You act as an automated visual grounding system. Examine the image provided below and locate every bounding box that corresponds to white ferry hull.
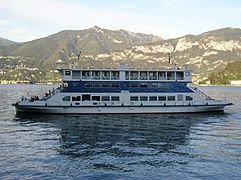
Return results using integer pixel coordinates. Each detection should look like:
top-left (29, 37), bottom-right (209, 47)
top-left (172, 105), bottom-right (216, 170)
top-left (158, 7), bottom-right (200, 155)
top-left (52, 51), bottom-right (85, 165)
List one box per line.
top-left (15, 104), bottom-right (228, 114)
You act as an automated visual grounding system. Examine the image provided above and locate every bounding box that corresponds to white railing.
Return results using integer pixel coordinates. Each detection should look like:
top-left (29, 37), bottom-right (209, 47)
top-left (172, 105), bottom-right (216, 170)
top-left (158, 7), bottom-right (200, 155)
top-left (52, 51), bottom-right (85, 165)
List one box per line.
top-left (190, 87), bottom-right (213, 100)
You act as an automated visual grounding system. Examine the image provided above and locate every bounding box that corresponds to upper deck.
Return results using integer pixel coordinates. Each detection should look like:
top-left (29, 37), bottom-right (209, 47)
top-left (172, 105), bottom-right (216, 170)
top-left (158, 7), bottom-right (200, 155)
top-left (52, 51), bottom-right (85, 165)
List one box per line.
top-left (59, 64), bottom-right (192, 82)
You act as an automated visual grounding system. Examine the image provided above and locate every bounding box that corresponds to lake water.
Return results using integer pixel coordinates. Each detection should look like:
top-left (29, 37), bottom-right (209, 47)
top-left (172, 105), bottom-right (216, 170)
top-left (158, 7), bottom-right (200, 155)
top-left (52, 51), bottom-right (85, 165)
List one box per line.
top-left (0, 85), bottom-right (241, 179)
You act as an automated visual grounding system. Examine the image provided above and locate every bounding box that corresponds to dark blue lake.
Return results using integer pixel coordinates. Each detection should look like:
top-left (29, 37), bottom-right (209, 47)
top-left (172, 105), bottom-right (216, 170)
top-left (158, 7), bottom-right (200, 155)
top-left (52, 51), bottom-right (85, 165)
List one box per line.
top-left (0, 85), bottom-right (241, 179)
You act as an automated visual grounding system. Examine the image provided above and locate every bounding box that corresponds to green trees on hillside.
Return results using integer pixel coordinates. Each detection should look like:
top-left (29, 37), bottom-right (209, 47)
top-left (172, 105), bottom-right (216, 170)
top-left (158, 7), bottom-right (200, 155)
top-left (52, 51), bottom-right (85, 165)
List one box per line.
top-left (208, 61), bottom-right (241, 85)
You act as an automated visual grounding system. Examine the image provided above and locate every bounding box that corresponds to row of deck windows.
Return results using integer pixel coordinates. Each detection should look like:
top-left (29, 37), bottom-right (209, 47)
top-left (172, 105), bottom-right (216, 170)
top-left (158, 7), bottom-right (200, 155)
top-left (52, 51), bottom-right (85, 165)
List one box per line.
top-left (64, 70), bottom-right (188, 80)
top-left (63, 95), bottom-right (120, 102)
top-left (62, 95), bottom-right (193, 102)
top-left (131, 95), bottom-right (193, 101)
top-left (84, 82), bottom-right (177, 88)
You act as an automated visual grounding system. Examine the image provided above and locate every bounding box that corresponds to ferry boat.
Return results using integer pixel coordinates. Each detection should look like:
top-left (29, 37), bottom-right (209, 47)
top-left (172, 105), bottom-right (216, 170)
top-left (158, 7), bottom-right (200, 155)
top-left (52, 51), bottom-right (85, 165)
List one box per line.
top-left (13, 64), bottom-right (232, 114)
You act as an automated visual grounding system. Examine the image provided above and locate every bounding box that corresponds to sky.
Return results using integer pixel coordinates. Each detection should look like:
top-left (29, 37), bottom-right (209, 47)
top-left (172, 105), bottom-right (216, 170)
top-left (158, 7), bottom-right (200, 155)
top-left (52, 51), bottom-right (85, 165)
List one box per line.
top-left (0, 0), bottom-right (241, 42)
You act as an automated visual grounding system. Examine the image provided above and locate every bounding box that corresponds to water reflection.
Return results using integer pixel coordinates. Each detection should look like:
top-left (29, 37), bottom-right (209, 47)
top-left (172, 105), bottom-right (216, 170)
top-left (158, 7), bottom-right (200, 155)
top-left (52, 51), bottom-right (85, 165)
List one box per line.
top-left (14, 113), bottom-right (217, 171)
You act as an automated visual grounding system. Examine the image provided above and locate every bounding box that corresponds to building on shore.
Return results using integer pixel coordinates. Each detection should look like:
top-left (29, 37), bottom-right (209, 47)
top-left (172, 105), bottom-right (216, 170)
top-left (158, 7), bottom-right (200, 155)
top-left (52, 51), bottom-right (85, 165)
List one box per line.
top-left (230, 80), bottom-right (241, 85)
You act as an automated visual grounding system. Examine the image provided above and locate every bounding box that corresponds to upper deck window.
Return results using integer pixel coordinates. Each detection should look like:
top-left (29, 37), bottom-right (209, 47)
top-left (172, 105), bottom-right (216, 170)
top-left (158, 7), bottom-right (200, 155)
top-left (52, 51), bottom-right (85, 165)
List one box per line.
top-left (149, 72), bottom-right (157, 80)
top-left (82, 71), bottom-right (91, 79)
top-left (85, 82), bottom-right (93, 88)
top-left (92, 71), bottom-right (100, 80)
top-left (167, 72), bottom-right (175, 80)
top-left (140, 71), bottom-right (148, 80)
top-left (140, 83), bottom-right (148, 88)
top-left (72, 70), bottom-right (80, 79)
top-left (111, 71), bottom-right (119, 80)
top-left (112, 83), bottom-right (120, 88)
top-left (158, 72), bottom-right (166, 80)
top-left (102, 83), bottom-right (110, 88)
top-left (150, 83), bottom-right (158, 88)
top-left (130, 83), bottom-right (138, 88)
top-left (176, 72), bottom-right (184, 80)
top-left (130, 71), bottom-right (138, 80)
top-left (64, 70), bottom-right (71, 76)
top-left (102, 71), bottom-right (110, 80)
top-left (94, 82), bottom-right (100, 88)
top-left (125, 71), bottom-right (129, 80)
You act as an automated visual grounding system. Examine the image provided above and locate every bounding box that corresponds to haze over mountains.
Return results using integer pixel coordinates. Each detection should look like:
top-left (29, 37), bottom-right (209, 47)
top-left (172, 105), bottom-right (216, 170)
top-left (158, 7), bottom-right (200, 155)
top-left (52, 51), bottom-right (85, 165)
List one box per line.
top-left (0, 26), bottom-right (241, 83)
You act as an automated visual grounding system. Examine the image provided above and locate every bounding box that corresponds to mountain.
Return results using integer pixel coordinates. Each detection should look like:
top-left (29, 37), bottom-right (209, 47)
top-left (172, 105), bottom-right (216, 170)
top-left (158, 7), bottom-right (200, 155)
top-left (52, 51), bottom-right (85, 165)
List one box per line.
top-left (78, 27), bottom-right (241, 83)
top-left (0, 26), bottom-right (162, 69)
top-left (0, 26), bottom-right (241, 84)
top-left (0, 37), bottom-right (16, 46)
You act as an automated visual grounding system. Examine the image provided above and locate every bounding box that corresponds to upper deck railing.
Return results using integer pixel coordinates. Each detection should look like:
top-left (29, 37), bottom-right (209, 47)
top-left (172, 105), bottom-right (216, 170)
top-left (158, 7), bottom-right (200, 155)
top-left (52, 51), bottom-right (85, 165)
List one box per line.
top-left (59, 64), bottom-right (192, 82)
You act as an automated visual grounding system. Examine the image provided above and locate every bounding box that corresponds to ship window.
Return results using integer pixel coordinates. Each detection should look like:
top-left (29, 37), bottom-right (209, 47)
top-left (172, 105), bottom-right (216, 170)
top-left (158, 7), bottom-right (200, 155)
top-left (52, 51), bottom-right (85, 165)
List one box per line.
top-left (82, 71), bottom-right (91, 79)
top-left (102, 71), bottom-right (110, 80)
top-left (65, 70), bottom-right (71, 76)
top-left (140, 83), bottom-right (148, 88)
top-left (167, 96), bottom-right (175, 101)
top-left (176, 72), bottom-right (184, 80)
top-left (62, 96), bottom-right (70, 101)
top-left (85, 82), bottom-right (93, 88)
top-left (72, 70), bottom-right (80, 79)
top-left (130, 83), bottom-right (138, 88)
top-left (149, 72), bottom-right (157, 80)
top-left (102, 83), bottom-right (110, 88)
top-left (102, 96), bottom-right (110, 101)
top-left (140, 96), bottom-right (148, 101)
top-left (125, 71), bottom-right (129, 80)
top-left (94, 82), bottom-right (100, 88)
top-left (177, 94), bottom-right (183, 101)
top-left (82, 94), bottom-right (90, 101)
top-left (158, 71), bottom-right (166, 80)
top-left (158, 83), bottom-right (172, 89)
top-left (72, 96), bottom-right (81, 101)
top-left (111, 71), bottom-right (119, 80)
top-left (112, 83), bottom-right (120, 88)
top-left (130, 96), bottom-right (139, 101)
top-left (140, 71), bottom-right (148, 80)
top-left (167, 72), bottom-right (175, 80)
top-left (92, 71), bottom-right (100, 79)
top-left (158, 96), bottom-right (166, 101)
top-left (150, 83), bottom-right (158, 88)
top-left (149, 96), bottom-right (157, 101)
top-left (111, 96), bottom-right (119, 101)
top-left (186, 96), bottom-right (193, 101)
top-left (92, 96), bottom-right (100, 101)
top-left (130, 71), bottom-right (138, 80)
